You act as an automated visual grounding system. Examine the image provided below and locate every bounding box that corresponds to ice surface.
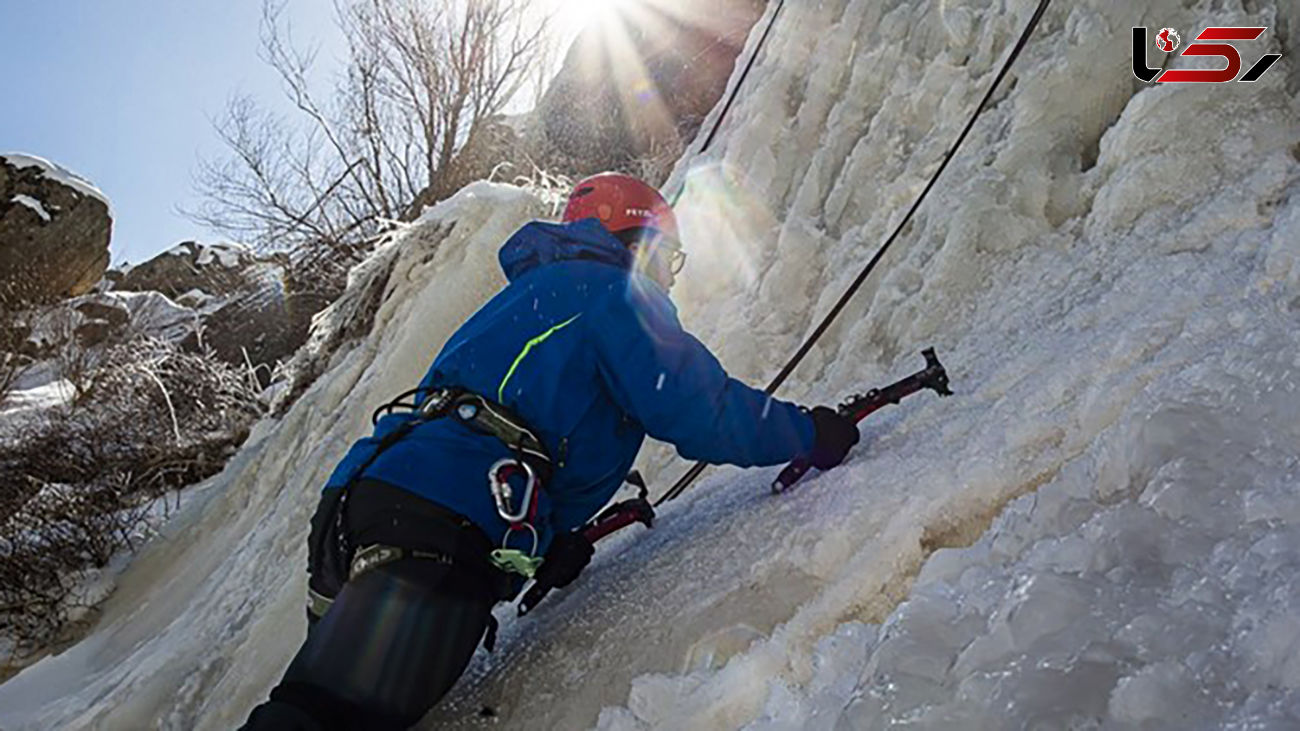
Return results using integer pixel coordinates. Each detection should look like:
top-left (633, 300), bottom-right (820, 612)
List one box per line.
top-left (1, 0), bottom-right (1299, 729)
top-left (1, 153), bottom-right (111, 212)
top-left (10, 194), bottom-right (51, 223)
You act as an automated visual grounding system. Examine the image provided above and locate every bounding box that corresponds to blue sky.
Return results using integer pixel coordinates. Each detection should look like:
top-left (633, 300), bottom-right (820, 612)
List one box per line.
top-left (0, 1), bottom-right (344, 266)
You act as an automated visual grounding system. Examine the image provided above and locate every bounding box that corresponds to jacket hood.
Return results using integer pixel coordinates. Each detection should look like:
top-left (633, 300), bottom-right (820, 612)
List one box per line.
top-left (498, 219), bottom-right (632, 283)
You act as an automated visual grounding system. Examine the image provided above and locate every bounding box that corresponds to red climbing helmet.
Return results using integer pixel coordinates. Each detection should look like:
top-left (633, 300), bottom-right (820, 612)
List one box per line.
top-left (561, 173), bottom-right (680, 245)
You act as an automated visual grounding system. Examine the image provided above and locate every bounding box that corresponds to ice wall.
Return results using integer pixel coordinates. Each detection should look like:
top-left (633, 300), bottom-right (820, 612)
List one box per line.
top-left (426, 0), bottom-right (1298, 726)
top-left (589, 0), bottom-right (1300, 727)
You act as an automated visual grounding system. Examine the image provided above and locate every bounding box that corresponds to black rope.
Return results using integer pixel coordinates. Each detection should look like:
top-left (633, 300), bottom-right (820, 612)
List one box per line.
top-left (658, 0), bottom-right (1052, 506)
top-left (665, 1), bottom-right (783, 210)
top-left (698, 0), bottom-right (787, 156)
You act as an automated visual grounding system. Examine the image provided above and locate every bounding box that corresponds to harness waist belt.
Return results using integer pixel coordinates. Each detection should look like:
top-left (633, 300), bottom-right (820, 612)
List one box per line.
top-left (309, 543), bottom-right (501, 620)
top-left (309, 542), bottom-right (505, 650)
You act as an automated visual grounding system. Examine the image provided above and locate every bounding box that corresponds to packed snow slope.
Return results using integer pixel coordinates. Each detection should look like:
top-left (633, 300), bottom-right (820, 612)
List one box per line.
top-left (2, 0), bottom-right (1299, 728)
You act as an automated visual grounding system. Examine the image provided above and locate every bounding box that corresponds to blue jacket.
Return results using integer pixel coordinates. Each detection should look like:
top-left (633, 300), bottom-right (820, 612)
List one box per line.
top-left (324, 218), bottom-right (816, 552)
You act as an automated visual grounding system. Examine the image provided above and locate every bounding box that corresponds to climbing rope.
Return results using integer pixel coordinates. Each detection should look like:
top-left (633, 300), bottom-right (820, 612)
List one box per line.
top-left (697, 0), bottom-right (787, 156)
top-left (657, 0), bottom-right (1053, 506)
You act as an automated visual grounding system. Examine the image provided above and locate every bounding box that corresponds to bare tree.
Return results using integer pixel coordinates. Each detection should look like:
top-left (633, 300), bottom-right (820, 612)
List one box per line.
top-left (188, 0), bottom-right (552, 252)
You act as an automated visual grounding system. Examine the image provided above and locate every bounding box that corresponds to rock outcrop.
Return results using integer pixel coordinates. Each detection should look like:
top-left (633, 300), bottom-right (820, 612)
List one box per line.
top-left (116, 241), bottom-right (278, 301)
top-left (530, 0), bottom-right (765, 180)
top-left (71, 295), bottom-right (132, 348)
top-left (0, 154), bottom-right (113, 306)
top-left (113, 241), bottom-right (324, 380)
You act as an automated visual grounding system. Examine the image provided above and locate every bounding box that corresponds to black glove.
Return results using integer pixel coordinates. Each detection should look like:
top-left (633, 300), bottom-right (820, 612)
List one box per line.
top-left (808, 406), bottom-right (860, 470)
top-left (533, 530), bottom-right (594, 590)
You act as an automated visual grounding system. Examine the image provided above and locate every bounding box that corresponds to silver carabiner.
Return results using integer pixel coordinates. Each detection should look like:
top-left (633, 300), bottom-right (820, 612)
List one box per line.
top-left (488, 458), bottom-right (536, 524)
top-left (417, 388), bottom-right (453, 418)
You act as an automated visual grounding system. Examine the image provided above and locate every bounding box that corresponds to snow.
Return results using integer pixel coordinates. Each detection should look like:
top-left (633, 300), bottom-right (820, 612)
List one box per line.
top-left (114, 291), bottom-right (200, 343)
top-left (1, 153), bottom-right (111, 213)
top-left (175, 288), bottom-right (216, 308)
top-left (0, 362), bottom-right (74, 436)
top-left (2, 0), bottom-right (1300, 729)
top-left (161, 241), bottom-right (251, 269)
top-left (10, 194), bottom-right (51, 223)
top-left (195, 242), bottom-right (251, 269)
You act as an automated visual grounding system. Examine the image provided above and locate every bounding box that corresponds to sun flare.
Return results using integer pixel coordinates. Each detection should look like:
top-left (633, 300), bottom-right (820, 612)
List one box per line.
top-left (552, 0), bottom-right (633, 41)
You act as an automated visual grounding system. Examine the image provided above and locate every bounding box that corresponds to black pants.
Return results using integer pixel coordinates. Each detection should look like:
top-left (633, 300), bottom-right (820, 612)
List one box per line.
top-left (241, 482), bottom-right (504, 730)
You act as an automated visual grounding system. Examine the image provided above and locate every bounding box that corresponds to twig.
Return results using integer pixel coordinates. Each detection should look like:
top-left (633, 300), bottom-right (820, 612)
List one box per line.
top-left (140, 366), bottom-right (183, 447)
top-left (240, 346), bottom-right (264, 393)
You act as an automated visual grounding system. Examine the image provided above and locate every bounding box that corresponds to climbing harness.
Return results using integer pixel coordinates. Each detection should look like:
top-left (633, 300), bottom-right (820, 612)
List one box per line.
top-left (342, 385), bottom-right (552, 549)
top-left (313, 384), bottom-right (553, 624)
top-left (308, 482), bottom-right (512, 651)
top-left (657, 0), bottom-right (1052, 506)
top-left (419, 387), bottom-right (553, 577)
top-left (307, 485), bottom-right (504, 622)
top-left (373, 386), bottom-right (552, 472)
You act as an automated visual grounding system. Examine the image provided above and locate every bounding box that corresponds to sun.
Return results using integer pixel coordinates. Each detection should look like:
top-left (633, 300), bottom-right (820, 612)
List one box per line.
top-left (551, 0), bottom-right (633, 43)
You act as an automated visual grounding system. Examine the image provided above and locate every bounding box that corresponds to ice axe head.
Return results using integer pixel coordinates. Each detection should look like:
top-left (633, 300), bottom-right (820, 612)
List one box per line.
top-left (919, 348), bottom-right (953, 396)
top-left (625, 470), bottom-right (649, 499)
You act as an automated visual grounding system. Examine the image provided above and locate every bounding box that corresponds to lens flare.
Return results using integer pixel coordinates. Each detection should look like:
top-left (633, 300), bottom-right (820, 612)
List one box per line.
top-left (672, 162), bottom-right (772, 301)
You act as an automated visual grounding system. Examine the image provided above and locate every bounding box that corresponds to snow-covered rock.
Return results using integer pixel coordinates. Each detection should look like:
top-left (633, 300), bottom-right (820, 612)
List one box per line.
top-left (19, 291), bottom-right (197, 355)
top-left (0, 153), bottom-right (112, 305)
top-left (114, 291), bottom-right (202, 344)
top-left (116, 241), bottom-right (267, 300)
top-left (114, 241), bottom-right (301, 377)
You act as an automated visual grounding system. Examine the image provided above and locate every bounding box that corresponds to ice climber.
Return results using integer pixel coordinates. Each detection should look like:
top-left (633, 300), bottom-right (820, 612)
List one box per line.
top-left (241, 173), bottom-right (862, 730)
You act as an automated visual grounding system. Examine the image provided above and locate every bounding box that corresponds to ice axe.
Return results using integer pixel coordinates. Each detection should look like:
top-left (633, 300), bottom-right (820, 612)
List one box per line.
top-left (771, 347), bottom-right (952, 493)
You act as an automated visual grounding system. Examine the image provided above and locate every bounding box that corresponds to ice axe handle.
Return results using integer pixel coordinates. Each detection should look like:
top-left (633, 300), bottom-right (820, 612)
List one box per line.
top-left (582, 499), bottom-right (655, 542)
top-left (518, 582), bottom-right (546, 616)
top-left (772, 455), bottom-right (814, 493)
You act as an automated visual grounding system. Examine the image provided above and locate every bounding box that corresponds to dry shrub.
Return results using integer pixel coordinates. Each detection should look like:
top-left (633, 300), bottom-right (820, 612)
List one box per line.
top-left (0, 335), bottom-right (263, 662)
